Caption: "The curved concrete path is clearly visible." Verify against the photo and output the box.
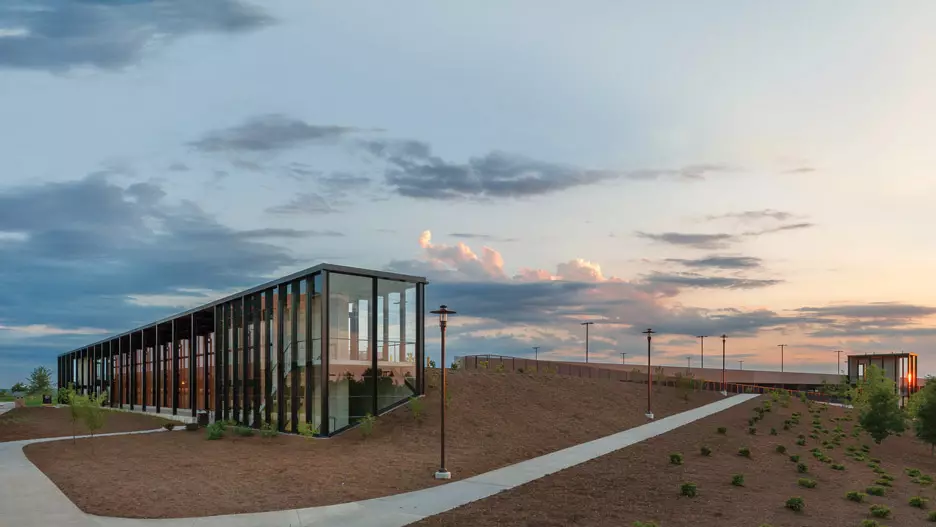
[1,394,759,527]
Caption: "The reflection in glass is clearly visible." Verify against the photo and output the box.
[328,273,374,432]
[376,279,418,411]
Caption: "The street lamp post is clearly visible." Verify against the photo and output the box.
[621,352,627,364]
[643,328,655,419]
[834,350,844,376]
[720,334,728,396]
[686,355,691,372]
[533,346,540,373]
[778,344,786,373]
[581,322,595,363]
[739,360,744,370]
[696,335,708,369]
[430,305,456,480]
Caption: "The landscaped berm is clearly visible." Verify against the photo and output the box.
[24,369,719,519]
[0,406,180,443]
[415,392,936,527]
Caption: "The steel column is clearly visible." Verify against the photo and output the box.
[276,284,286,431]
[232,301,240,423]
[264,288,273,425]
[321,271,330,435]
[242,296,250,426]
[304,276,313,428]
[252,294,261,427]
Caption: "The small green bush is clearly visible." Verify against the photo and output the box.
[866,485,886,496]
[731,474,745,487]
[359,413,377,438]
[632,521,659,527]
[928,510,936,522]
[749,427,757,435]
[860,520,882,527]
[785,496,805,512]
[869,504,891,518]
[717,426,727,435]
[680,482,698,497]
[907,468,923,477]
[235,425,253,437]
[770,427,778,436]
[846,490,866,502]
[790,454,800,462]
[776,445,787,454]
[783,423,791,431]
[260,422,278,438]
[206,421,226,440]
[921,475,935,485]
[669,452,684,465]
[797,478,817,489]
[875,478,892,487]
[408,396,425,422]
[861,444,871,452]
[796,438,806,446]
[738,447,751,458]
[910,496,928,508]
[796,462,808,474]
[700,445,712,457]
[879,474,895,482]
[832,463,845,470]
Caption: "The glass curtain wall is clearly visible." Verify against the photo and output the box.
[308,274,323,433]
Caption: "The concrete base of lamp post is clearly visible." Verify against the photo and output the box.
[434,470,452,480]
[644,412,654,419]
[720,391,728,396]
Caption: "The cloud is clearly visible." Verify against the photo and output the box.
[449,233,518,243]
[637,222,814,249]
[266,193,338,215]
[796,302,936,319]
[705,209,795,222]
[0,0,272,71]
[636,231,738,250]
[189,114,364,153]
[666,255,763,270]
[0,323,109,338]
[640,271,782,290]
[783,167,816,174]
[167,162,189,172]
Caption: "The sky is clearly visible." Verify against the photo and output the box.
[2,0,936,387]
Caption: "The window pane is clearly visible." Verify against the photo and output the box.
[328,273,374,432]
[377,279,418,412]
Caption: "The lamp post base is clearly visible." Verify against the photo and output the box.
[434,470,452,480]
[720,391,728,396]
[645,412,654,420]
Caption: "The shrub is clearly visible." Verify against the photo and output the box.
[408,396,425,422]
[632,522,659,527]
[749,427,757,435]
[796,438,807,446]
[680,482,698,497]
[738,447,751,458]
[846,490,866,502]
[206,421,225,440]
[862,444,871,452]
[783,423,791,431]
[832,463,845,470]
[785,496,805,512]
[700,445,712,457]
[298,421,318,437]
[866,485,886,496]
[860,520,882,527]
[163,422,176,431]
[731,474,745,486]
[260,422,278,438]
[749,417,757,426]
[56,383,75,405]
[873,466,886,474]
[797,478,817,488]
[235,425,254,437]
[908,468,923,477]
[869,504,891,518]
[796,462,808,474]
[910,496,928,508]
[879,474,895,481]
[875,478,892,487]
[770,427,778,436]
[717,426,727,435]
[776,445,787,454]
[928,510,936,522]
[790,455,800,462]
[359,413,377,438]
[669,452,684,465]
[922,475,935,485]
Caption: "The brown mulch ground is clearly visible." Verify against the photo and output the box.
[414,396,936,527]
[23,370,720,518]
[0,407,182,442]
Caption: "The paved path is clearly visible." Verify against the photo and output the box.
[2,394,759,527]
[0,401,13,415]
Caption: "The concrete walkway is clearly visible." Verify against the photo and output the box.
[0,401,13,415]
[2,394,759,527]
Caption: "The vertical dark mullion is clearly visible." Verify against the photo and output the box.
[156,325,162,413]
[222,303,230,420]
[214,305,223,421]
[108,341,114,407]
[232,301,241,423]
[117,338,122,407]
[304,276,313,427]
[276,284,286,431]
[172,320,179,414]
[252,294,261,427]
[264,289,273,425]
[241,296,249,426]
[321,271,330,435]
[371,277,379,416]
[416,282,425,395]
[290,281,300,433]
[142,333,148,411]
[189,314,196,414]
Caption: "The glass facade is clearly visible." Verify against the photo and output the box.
[56,264,426,437]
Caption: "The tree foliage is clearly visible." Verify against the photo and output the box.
[912,377,936,454]
[11,382,27,394]
[856,365,905,444]
[26,366,53,395]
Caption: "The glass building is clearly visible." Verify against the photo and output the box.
[56,264,428,436]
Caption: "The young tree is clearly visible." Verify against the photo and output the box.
[69,394,87,444]
[912,378,936,454]
[26,366,53,395]
[858,365,905,444]
[11,382,27,394]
